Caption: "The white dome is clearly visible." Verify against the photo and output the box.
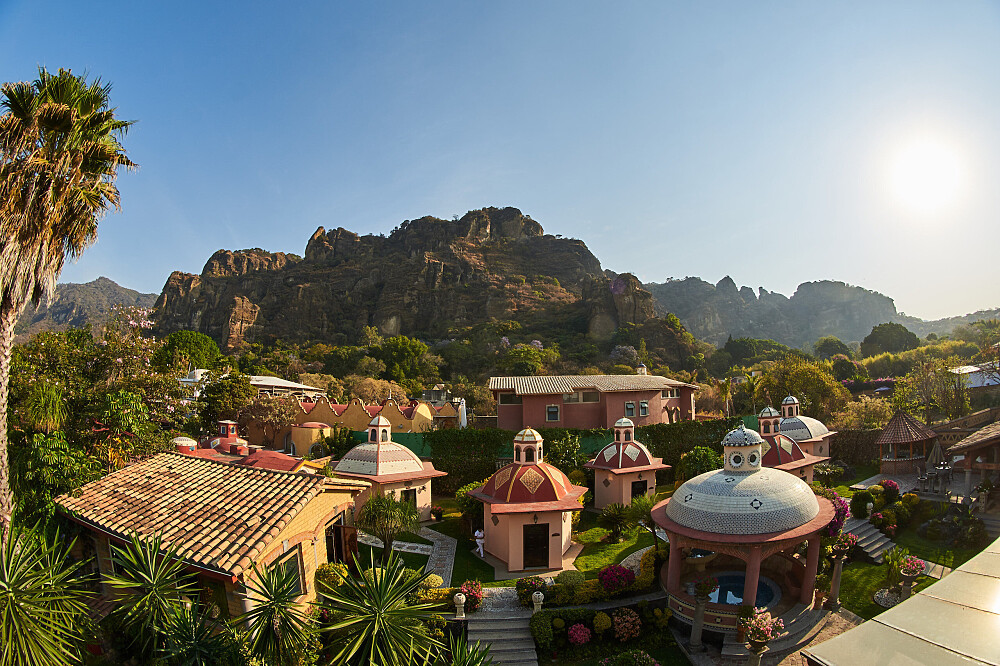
[721,424,764,447]
[614,417,635,428]
[666,467,820,535]
[514,428,543,444]
[780,415,830,441]
[782,395,800,405]
[335,440,424,477]
[759,406,780,418]
[369,415,391,428]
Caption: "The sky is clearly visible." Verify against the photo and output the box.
[2,1,999,321]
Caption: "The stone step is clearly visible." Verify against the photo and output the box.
[467,616,536,665]
[468,628,533,642]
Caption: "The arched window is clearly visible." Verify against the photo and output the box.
[624,430,631,441]
[615,430,620,441]
[369,429,377,442]
[525,447,535,462]
[537,445,542,460]
[381,429,389,442]
[515,446,521,462]
[763,423,770,434]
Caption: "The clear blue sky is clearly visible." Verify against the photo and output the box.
[3,1,999,320]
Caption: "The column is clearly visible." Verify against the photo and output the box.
[666,534,682,592]
[825,555,845,611]
[689,594,709,651]
[966,467,974,499]
[743,546,762,608]
[800,536,821,604]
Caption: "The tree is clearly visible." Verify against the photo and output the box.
[758,355,850,420]
[598,503,631,543]
[199,372,255,427]
[8,430,99,526]
[239,562,312,666]
[831,354,867,382]
[828,396,894,431]
[499,344,543,375]
[0,524,93,666]
[106,533,197,659]
[861,323,920,357]
[342,375,409,404]
[544,432,586,474]
[238,395,301,447]
[321,551,441,665]
[153,330,221,371]
[0,68,134,540]
[676,446,723,481]
[356,493,420,565]
[627,494,661,551]
[358,325,383,348]
[814,336,852,360]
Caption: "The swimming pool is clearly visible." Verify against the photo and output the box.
[706,571,780,608]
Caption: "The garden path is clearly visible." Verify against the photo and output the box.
[356,528,457,584]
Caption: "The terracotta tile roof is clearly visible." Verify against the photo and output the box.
[875,411,938,446]
[55,452,327,577]
[946,421,1000,454]
[488,374,696,395]
[235,450,302,472]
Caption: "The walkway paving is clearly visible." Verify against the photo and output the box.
[356,527,457,585]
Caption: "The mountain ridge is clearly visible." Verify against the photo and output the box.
[15,277,158,340]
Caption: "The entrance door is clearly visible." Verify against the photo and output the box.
[631,480,648,499]
[522,524,549,568]
[325,512,357,566]
[401,488,417,508]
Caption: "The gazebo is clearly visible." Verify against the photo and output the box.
[584,418,671,509]
[333,415,446,521]
[652,424,834,631]
[470,428,588,572]
[876,410,938,475]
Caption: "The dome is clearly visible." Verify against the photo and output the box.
[761,434,806,466]
[614,417,635,428]
[369,415,391,428]
[591,439,657,470]
[780,416,830,442]
[478,461,575,504]
[665,467,820,535]
[171,436,197,446]
[759,406,780,418]
[721,424,765,447]
[334,440,425,477]
[782,395,800,405]
[514,428,543,445]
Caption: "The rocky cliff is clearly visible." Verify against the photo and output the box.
[15,277,158,340]
[153,208,676,355]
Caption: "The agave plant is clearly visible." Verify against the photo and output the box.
[0,524,93,666]
[238,560,313,666]
[435,631,494,666]
[161,601,241,666]
[105,532,197,658]
[321,550,442,665]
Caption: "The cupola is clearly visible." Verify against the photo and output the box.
[781,395,800,418]
[636,363,648,376]
[513,428,544,464]
[614,417,635,443]
[367,415,392,443]
[758,406,781,435]
[720,423,764,473]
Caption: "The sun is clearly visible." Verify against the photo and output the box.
[886,134,967,216]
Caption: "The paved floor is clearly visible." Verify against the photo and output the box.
[418,527,457,585]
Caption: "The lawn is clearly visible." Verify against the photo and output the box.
[833,462,880,498]
[425,512,512,588]
[893,526,981,569]
[357,544,429,572]
[837,560,934,620]
[573,511,655,579]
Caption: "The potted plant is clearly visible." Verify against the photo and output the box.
[745,608,785,652]
[737,604,755,642]
[693,575,719,600]
[900,555,925,581]
[832,532,858,558]
[430,505,444,521]
[813,573,831,609]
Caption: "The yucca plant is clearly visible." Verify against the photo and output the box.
[105,532,196,658]
[435,631,494,666]
[238,560,312,666]
[161,601,241,666]
[321,550,441,665]
[598,503,631,543]
[356,492,421,565]
[0,524,93,666]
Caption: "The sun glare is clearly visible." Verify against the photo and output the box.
[886,134,967,216]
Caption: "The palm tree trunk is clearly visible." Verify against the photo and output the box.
[0,302,19,544]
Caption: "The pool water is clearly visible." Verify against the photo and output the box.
[707,572,778,607]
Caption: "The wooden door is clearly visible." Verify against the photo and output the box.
[522,523,549,568]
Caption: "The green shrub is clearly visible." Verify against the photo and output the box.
[552,617,565,629]
[850,490,873,519]
[420,574,444,589]
[573,579,608,605]
[315,562,349,592]
[568,469,588,486]
[901,493,919,509]
[556,570,585,589]
[530,611,555,649]
[593,611,612,635]
[516,576,547,607]
[455,477,490,523]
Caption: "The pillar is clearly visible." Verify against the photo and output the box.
[966,467,974,499]
[800,536,821,604]
[743,546,762,607]
[825,555,845,611]
[689,595,708,651]
[666,534,682,592]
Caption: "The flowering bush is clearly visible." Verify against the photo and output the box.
[814,486,851,536]
[516,576,547,607]
[833,532,858,554]
[460,579,484,612]
[693,576,719,598]
[593,611,613,635]
[600,649,660,666]
[744,608,784,643]
[598,564,636,594]
[612,608,642,642]
[880,479,901,504]
[430,505,444,520]
[901,555,925,576]
[568,623,591,646]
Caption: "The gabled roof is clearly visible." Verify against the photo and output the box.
[55,452,346,578]
[488,374,696,395]
[876,410,937,446]
[947,421,1000,455]
[235,449,302,472]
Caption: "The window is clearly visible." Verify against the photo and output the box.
[381,429,389,442]
[563,393,580,403]
[661,389,679,399]
[639,401,649,416]
[498,393,522,405]
[624,430,631,441]
[625,402,635,417]
[546,405,560,422]
[276,549,303,597]
[582,392,600,403]
[762,423,770,434]
[369,429,377,442]
[525,447,535,462]
[515,446,521,462]
[615,430,620,441]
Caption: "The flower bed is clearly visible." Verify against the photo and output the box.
[519,547,664,609]
[530,599,674,662]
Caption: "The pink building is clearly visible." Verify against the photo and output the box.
[489,367,697,431]
[585,418,671,509]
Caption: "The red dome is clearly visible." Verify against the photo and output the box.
[479,462,575,504]
[762,433,806,466]
[589,439,656,470]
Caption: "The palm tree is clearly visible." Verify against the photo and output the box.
[744,374,761,414]
[598,503,631,543]
[105,533,197,659]
[321,551,442,665]
[627,494,661,551]
[356,492,421,565]
[0,523,93,666]
[0,68,134,540]
[238,561,312,666]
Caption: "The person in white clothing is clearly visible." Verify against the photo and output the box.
[474,528,485,557]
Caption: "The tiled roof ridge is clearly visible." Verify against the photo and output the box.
[163,450,315,479]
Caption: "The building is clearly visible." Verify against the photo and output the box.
[489,368,697,431]
[584,418,671,509]
[55,452,368,616]
[757,406,830,483]
[776,396,836,460]
[179,369,326,400]
[470,428,588,572]
[331,415,446,521]
[876,409,939,475]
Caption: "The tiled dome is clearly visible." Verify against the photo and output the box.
[478,461,575,504]
[721,424,765,448]
[591,439,656,470]
[614,417,635,428]
[759,406,780,418]
[780,416,830,442]
[334,440,424,477]
[761,434,806,466]
[782,395,800,405]
[665,466,820,535]
[514,428,543,445]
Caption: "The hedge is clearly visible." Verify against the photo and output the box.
[829,430,881,466]
[530,598,675,661]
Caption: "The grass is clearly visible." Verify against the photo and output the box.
[837,560,935,620]
[425,513,512,588]
[893,525,981,569]
[832,462,880,498]
[572,512,654,580]
[357,544,429,572]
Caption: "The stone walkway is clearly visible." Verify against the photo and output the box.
[356,527,457,585]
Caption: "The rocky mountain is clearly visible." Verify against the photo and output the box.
[643,276,1000,348]
[153,207,697,366]
[15,277,158,340]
